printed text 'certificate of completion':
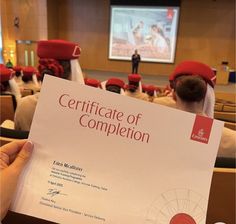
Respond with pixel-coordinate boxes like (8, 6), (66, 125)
(12, 75), (223, 224)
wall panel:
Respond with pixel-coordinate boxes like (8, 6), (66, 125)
(0, 0), (47, 65)
(1, 0), (234, 75)
(49, 0), (235, 76)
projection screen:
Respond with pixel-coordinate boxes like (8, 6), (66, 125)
(109, 6), (180, 63)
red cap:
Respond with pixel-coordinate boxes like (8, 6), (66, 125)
(128, 74), (141, 82)
(169, 72), (175, 82)
(35, 71), (40, 78)
(146, 85), (156, 95)
(13, 65), (22, 72)
(0, 68), (12, 82)
(142, 84), (148, 92)
(85, 78), (101, 88)
(0, 64), (6, 69)
(22, 66), (37, 77)
(170, 61), (216, 87)
(124, 84), (129, 90)
(37, 39), (81, 60)
(106, 78), (125, 89)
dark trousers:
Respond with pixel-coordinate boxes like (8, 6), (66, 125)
(132, 63), (139, 74)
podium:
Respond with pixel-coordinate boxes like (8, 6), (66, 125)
(216, 70), (230, 85)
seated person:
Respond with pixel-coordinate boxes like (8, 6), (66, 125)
(141, 84), (148, 93)
(145, 85), (162, 102)
(20, 66), (41, 93)
(105, 78), (125, 94)
(163, 84), (172, 96)
(153, 94), (176, 108)
(37, 39), (84, 84)
(171, 61), (235, 158)
(85, 78), (101, 88)
(153, 84), (176, 108)
(154, 60), (217, 113)
(0, 67), (21, 103)
(170, 60), (216, 118)
(14, 39), (83, 131)
(13, 65), (23, 84)
(125, 74), (149, 101)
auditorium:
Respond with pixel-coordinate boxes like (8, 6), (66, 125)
(0, 0), (235, 224)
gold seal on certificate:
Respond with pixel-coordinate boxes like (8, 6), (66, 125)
(11, 75), (223, 224)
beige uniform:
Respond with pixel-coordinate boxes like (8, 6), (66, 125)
(14, 93), (39, 131)
(14, 76), (23, 85)
(153, 96), (176, 108)
(147, 96), (157, 102)
(125, 91), (149, 101)
(218, 127), (236, 158)
(19, 81), (41, 94)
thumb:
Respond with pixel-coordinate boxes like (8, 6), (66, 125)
(11, 141), (34, 172)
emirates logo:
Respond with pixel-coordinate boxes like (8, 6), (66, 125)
(190, 115), (213, 144)
(191, 128), (208, 143)
(197, 129), (204, 137)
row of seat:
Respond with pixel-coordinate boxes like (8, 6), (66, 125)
(214, 92), (236, 130)
(1, 91), (235, 128)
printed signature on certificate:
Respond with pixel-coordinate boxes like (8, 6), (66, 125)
(47, 188), (67, 197)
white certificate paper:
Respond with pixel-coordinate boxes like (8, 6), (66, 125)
(12, 75), (223, 224)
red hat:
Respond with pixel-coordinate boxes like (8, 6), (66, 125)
(85, 78), (101, 88)
(0, 64), (6, 69)
(142, 84), (148, 92)
(0, 68), (12, 82)
(13, 65), (22, 72)
(35, 71), (41, 78)
(146, 85), (156, 95)
(124, 84), (129, 90)
(128, 74), (141, 82)
(38, 58), (63, 77)
(169, 72), (175, 82)
(22, 66), (37, 77)
(37, 39), (81, 60)
(170, 61), (216, 88)
(106, 78), (125, 89)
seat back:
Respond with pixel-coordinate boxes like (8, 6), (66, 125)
(0, 95), (16, 124)
(214, 111), (236, 123)
(0, 127), (29, 146)
(215, 92), (236, 103)
(21, 89), (34, 97)
(214, 92), (236, 130)
(207, 168), (236, 223)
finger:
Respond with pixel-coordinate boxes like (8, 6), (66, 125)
(0, 151), (10, 164)
(10, 141), (34, 172)
(0, 140), (27, 156)
(0, 151), (10, 169)
(0, 159), (8, 169)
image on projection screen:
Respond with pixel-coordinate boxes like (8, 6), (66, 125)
(109, 6), (179, 63)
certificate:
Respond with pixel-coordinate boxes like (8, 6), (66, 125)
(12, 75), (223, 223)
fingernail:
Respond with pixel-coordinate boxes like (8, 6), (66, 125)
(24, 141), (34, 153)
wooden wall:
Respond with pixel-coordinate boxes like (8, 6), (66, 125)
(0, 0), (47, 65)
(47, 0), (235, 76)
(1, 0), (235, 76)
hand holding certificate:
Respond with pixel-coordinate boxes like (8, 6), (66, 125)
(0, 140), (33, 220)
(10, 75), (223, 224)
